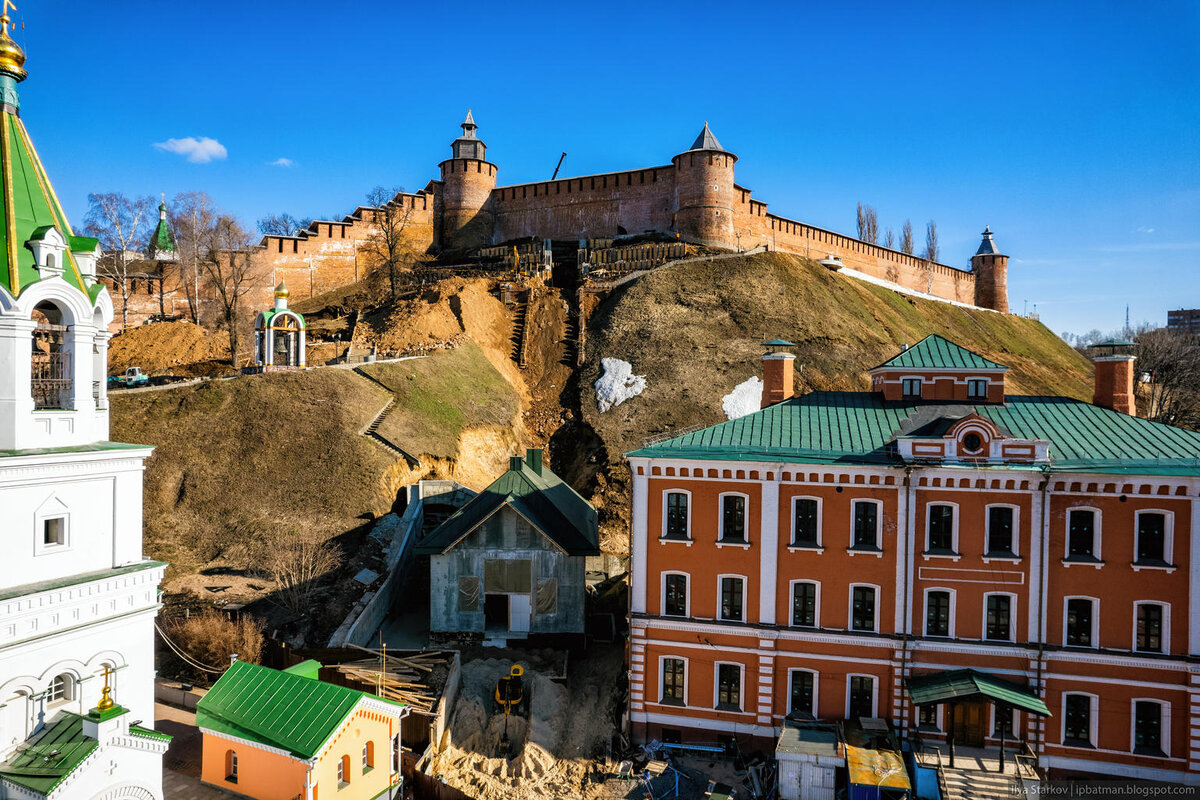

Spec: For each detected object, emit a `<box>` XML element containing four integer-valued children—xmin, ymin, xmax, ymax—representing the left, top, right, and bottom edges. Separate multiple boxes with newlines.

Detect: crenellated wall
<box><xmin>491</xmin><ymin>167</ymin><xmax>677</xmax><ymax>243</ymax></box>
<box><xmin>111</xmin><ymin>120</ymin><xmax>1004</xmax><ymax>336</ymax></box>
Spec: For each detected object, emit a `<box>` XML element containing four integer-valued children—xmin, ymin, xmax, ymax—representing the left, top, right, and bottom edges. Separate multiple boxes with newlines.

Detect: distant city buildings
<box><xmin>1167</xmin><ymin>309</ymin><xmax>1200</xmax><ymax>336</ymax></box>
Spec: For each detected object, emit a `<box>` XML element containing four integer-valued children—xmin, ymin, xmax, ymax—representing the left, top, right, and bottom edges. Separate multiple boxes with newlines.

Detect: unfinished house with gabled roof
<box><xmin>415</xmin><ymin>448</ymin><xmax>599</xmax><ymax>640</ymax></box>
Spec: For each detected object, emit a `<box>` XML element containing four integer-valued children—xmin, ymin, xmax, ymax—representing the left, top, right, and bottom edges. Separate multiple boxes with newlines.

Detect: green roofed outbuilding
<box><xmin>416</xmin><ymin>448</ymin><xmax>599</xmax><ymax>638</ymax></box>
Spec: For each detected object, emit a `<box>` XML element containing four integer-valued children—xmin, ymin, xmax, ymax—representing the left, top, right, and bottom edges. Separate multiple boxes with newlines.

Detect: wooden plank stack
<box><xmin>331</xmin><ymin>647</ymin><xmax>449</xmax><ymax>714</ymax></box>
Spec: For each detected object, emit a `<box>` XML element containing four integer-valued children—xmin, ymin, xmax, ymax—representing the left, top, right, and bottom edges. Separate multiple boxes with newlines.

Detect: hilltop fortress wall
<box><xmin>109</xmin><ymin>116</ymin><xmax>1004</xmax><ymax>333</ymax></box>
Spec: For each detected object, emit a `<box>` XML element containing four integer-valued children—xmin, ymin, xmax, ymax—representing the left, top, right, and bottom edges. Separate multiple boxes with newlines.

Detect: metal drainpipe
<box><xmin>1034</xmin><ymin>469</ymin><xmax>1051</xmax><ymax>765</ymax></box>
<box><xmin>900</xmin><ymin>466</ymin><xmax>914</xmax><ymax>746</ymax></box>
<box><xmin>304</xmin><ymin>766</ymin><xmax>315</xmax><ymax>800</ymax></box>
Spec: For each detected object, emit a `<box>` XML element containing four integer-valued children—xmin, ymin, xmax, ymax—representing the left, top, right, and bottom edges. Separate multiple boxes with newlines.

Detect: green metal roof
<box><xmin>907</xmin><ymin>669</ymin><xmax>1050</xmax><ymax>717</ymax></box>
<box><xmin>871</xmin><ymin>334</ymin><xmax>1007</xmax><ymax>372</ymax></box>
<box><xmin>0</xmin><ymin>110</ymin><xmax>99</xmax><ymax>304</ymax></box>
<box><xmin>627</xmin><ymin>391</ymin><xmax>1200</xmax><ymax>476</ymax></box>
<box><xmin>0</xmin><ymin>712</ymin><xmax>97</xmax><ymax>795</ymax></box>
<box><xmin>763</xmin><ymin>339</ymin><xmax>795</xmax><ymax>347</ymax></box>
<box><xmin>146</xmin><ymin>210</ymin><xmax>175</xmax><ymax>258</ymax></box>
<box><xmin>415</xmin><ymin>456</ymin><xmax>599</xmax><ymax>556</ymax></box>
<box><xmin>196</xmin><ymin>660</ymin><xmax>403</xmax><ymax>761</ymax></box>
<box><xmin>260</xmin><ymin>307</ymin><xmax>306</xmax><ymax>330</ymax></box>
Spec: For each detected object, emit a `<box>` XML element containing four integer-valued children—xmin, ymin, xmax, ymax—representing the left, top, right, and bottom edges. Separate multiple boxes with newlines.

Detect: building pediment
<box><xmin>896</xmin><ymin>412</ymin><xmax>1049</xmax><ymax>465</ymax></box>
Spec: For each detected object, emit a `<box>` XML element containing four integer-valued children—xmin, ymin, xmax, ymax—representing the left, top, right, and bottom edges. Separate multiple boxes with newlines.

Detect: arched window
<box><xmin>225</xmin><ymin>749</ymin><xmax>238</xmax><ymax>783</ymax></box>
<box><xmin>47</xmin><ymin>673</ymin><xmax>74</xmax><ymax>705</ymax></box>
<box><xmin>338</xmin><ymin>754</ymin><xmax>350</xmax><ymax>785</ymax></box>
<box><xmin>363</xmin><ymin>740</ymin><xmax>374</xmax><ymax>771</ymax></box>
<box><xmin>31</xmin><ymin>302</ymin><xmax>72</xmax><ymax>410</ymax></box>
<box><xmin>44</xmin><ymin>253</ymin><xmax>55</xmax><ymax>269</ymax></box>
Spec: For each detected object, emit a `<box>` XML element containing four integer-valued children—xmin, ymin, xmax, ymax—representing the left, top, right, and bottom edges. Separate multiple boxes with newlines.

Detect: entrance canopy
<box><xmin>906</xmin><ymin>669</ymin><xmax>1050</xmax><ymax>717</ymax></box>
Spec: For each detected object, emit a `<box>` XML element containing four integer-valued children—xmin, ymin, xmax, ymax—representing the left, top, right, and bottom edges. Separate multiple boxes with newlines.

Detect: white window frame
<box><xmin>713</xmin><ymin>661</ymin><xmax>745</xmax><ymax>712</ymax></box>
<box><xmin>916</xmin><ymin>702</ymin><xmax>943</xmax><ymax>732</ymax></box>
<box><xmin>924</xmin><ymin>501</ymin><xmax>960</xmax><ymax>555</ymax></box>
<box><xmin>787</xmin><ymin>667</ymin><xmax>819</xmax><ymax>718</ymax></box>
<box><xmin>227</xmin><ymin>749</ymin><xmax>238</xmax><ymax>781</ymax></box>
<box><xmin>46</xmin><ymin>673</ymin><xmax>75</xmax><ymax>706</ymax></box>
<box><xmin>982</xmin><ymin>591</ymin><xmax>1017</xmax><ymax>642</ymax></box>
<box><xmin>1133</xmin><ymin>509</ymin><xmax>1173</xmax><ymax>567</ymax></box>
<box><xmin>901</xmin><ymin>377</ymin><xmax>922</xmax><ymax>397</ymax></box>
<box><xmin>716</xmin><ymin>491</ymin><xmax>751</xmax><ymax>547</ymax></box>
<box><xmin>990</xmin><ymin>705</ymin><xmax>1018</xmax><ymax>739</ymax></box>
<box><xmin>661</xmin><ymin>489</ymin><xmax>693</xmax><ymax>542</ymax></box>
<box><xmin>33</xmin><ymin>496</ymin><xmax>70</xmax><ymax>557</ymax></box>
<box><xmin>1132</xmin><ymin>600</ymin><xmax>1170</xmax><ymax>654</ymax></box>
<box><xmin>716</xmin><ymin>574</ymin><xmax>747</xmax><ymax>622</ymax></box>
<box><xmin>1064</xmin><ymin>506</ymin><xmax>1102</xmax><ymax>561</ymax></box>
<box><xmin>845</xmin><ymin>673</ymin><xmax>877</xmax><ymax>719</ymax></box>
<box><xmin>848</xmin><ymin>499</ymin><xmax>884</xmax><ymax>553</ymax></box>
<box><xmin>984</xmin><ymin>503</ymin><xmax>1020</xmax><ymax>558</ymax></box>
<box><xmin>1063</xmin><ymin>595</ymin><xmax>1100</xmax><ymax>649</ymax></box>
<box><xmin>658</xmin><ymin>654</ymin><xmax>688</xmax><ymax>706</ymax></box>
<box><xmin>788</xmin><ymin>495</ymin><xmax>823</xmax><ymax>550</ymax></box>
<box><xmin>1061</xmin><ymin>692</ymin><xmax>1098</xmax><ymax>748</ymax></box>
<box><xmin>967</xmin><ymin>378</ymin><xmax>989</xmax><ymax>399</ymax></box>
<box><xmin>848</xmin><ymin>583</ymin><xmax>880</xmax><ymax>633</ymax></box>
<box><xmin>789</xmin><ymin>579</ymin><xmax>820</xmax><ymax>628</ymax></box>
<box><xmin>661</xmin><ymin>571</ymin><xmax>690</xmax><ymax>618</ymax></box>
<box><xmin>922</xmin><ymin>587</ymin><xmax>955</xmax><ymax>638</ymax></box>
<box><xmin>1129</xmin><ymin>697</ymin><xmax>1170</xmax><ymax>757</ymax></box>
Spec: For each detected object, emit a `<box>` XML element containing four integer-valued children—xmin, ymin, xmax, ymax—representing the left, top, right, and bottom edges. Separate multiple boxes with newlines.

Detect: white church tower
<box><xmin>0</xmin><ymin>9</ymin><xmax>169</xmax><ymax>800</ymax></box>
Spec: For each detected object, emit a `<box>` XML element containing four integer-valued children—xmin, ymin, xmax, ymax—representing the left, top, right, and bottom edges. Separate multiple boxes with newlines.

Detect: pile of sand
<box><xmin>108</xmin><ymin>322</ymin><xmax>228</xmax><ymax>375</ymax></box>
<box><xmin>429</xmin><ymin>655</ymin><xmax>614</xmax><ymax>800</ymax></box>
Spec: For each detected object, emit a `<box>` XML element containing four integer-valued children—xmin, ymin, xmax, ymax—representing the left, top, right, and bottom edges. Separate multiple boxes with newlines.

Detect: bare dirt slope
<box><xmin>108</xmin><ymin>321</ymin><xmax>229</xmax><ymax>376</ymax></box>
<box><xmin>577</xmin><ymin>251</ymin><xmax>1094</xmax><ymax>547</ymax></box>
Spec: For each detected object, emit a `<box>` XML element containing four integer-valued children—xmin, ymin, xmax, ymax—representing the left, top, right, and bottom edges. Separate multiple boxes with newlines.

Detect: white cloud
<box><xmin>1136</xmin><ymin>226</ymin><xmax>1155</xmax><ymax>234</ymax></box>
<box><xmin>270</xmin><ymin>157</ymin><xmax>295</xmax><ymax>168</ymax></box>
<box><xmin>153</xmin><ymin>136</ymin><xmax>228</xmax><ymax>164</ymax></box>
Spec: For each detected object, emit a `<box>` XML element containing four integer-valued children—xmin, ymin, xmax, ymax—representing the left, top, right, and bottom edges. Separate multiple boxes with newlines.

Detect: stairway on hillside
<box><xmin>940</xmin><ymin>766</ymin><xmax>1033</xmax><ymax>800</ymax></box>
<box><xmin>509</xmin><ymin>291</ymin><xmax>530</xmax><ymax>368</ymax></box>
<box><xmin>353</xmin><ymin>368</ymin><xmax>418</xmax><ymax>466</ymax></box>
<box><xmin>562</xmin><ymin>309</ymin><xmax>580</xmax><ymax>367</ymax></box>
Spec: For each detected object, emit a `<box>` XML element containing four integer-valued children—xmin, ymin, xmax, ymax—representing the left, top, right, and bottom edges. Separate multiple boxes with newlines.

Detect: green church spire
<box><xmin>147</xmin><ymin>195</ymin><xmax>176</xmax><ymax>261</ymax></box>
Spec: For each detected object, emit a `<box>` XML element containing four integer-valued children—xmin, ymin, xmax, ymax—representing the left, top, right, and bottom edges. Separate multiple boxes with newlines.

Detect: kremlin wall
<box><xmin>109</xmin><ymin>113</ymin><xmax>1009</xmax><ymax>334</ymax></box>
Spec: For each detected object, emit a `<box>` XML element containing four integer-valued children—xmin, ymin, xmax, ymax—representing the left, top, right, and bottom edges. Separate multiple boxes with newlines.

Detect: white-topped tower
<box><xmin>0</xmin><ymin>10</ymin><xmax>169</xmax><ymax>799</ymax></box>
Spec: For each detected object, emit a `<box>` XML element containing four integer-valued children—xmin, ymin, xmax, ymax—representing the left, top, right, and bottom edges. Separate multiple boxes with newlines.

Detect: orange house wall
<box><xmin>201</xmin><ymin>733</ymin><xmax>308</xmax><ymax>800</ymax></box>
<box><xmin>200</xmin><ymin>707</ymin><xmax>399</xmax><ymax>800</ymax></box>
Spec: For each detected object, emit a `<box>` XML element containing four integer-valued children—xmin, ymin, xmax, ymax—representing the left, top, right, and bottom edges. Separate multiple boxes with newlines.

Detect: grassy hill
<box><xmin>576</xmin><ymin>252</ymin><xmax>1093</xmax><ymax>546</ymax></box>
<box><xmin>111</xmin><ymin>343</ymin><xmax>524</xmax><ymax>602</ymax></box>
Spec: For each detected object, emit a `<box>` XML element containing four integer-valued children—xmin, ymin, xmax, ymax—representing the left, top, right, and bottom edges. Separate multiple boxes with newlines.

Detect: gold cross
<box><xmin>96</xmin><ymin>665</ymin><xmax>115</xmax><ymax>711</ymax></box>
<box><xmin>2</xmin><ymin>1</ymin><xmax>16</xmax><ymax>17</ymax></box>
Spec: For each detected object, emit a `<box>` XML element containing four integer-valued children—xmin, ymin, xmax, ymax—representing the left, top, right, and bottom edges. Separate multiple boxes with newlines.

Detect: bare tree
<box><xmin>255</xmin><ymin>530</ymin><xmax>343</xmax><ymax>615</ymax></box>
<box><xmin>856</xmin><ymin>203</ymin><xmax>879</xmax><ymax>244</ymax></box>
<box><xmin>84</xmin><ymin>193</ymin><xmax>156</xmax><ymax>331</ymax></box>
<box><xmin>1134</xmin><ymin>328</ymin><xmax>1200</xmax><ymax>430</ymax></box>
<box><xmin>924</xmin><ymin>220</ymin><xmax>939</xmax><ymax>262</ymax></box>
<box><xmin>362</xmin><ymin>186</ymin><xmax>414</xmax><ymax>302</ymax></box>
<box><xmin>900</xmin><ymin>219</ymin><xmax>914</xmax><ymax>255</ymax></box>
<box><xmin>883</xmin><ymin>228</ymin><xmax>895</xmax><ymax>249</ymax></box>
<box><xmin>257</xmin><ymin>212</ymin><xmax>312</xmax><ymax>238</ymax></box>
<box><xmin>201</xmin><ymin>216</ymin><xmax>259</xmax><ymax>366</ymax></box>
<box><xmin>169</xmin><ymin>192</ymin><xmax>217</xmax><ymax>325</ymax></box>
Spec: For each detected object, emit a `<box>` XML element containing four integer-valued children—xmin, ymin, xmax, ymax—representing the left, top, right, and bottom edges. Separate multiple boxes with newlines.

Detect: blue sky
<box><xmin>15</xmin><ymin>1</ymin><xmax>1199</xmax><ymax>335</ymax></box>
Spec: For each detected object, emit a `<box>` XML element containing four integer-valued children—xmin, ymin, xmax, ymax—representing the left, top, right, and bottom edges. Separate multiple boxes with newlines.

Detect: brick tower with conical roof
<box><xmin>438</xmin><ymin>109</ymin><xmax>497</xmax><ymax>251</ymax></box>
<box><xmin>971</xmin><ymin>226</ymin><xmax>1009</xmax><ymax>312</ymax></box>
<box><xmin>672</xmin><ymin>122</ymin><xmax>737</xmax><ymax>247</ymax></box>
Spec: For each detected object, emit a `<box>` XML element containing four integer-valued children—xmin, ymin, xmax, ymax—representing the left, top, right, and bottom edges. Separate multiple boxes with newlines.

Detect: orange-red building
<box><xmin>626</xmin><ymin>335</ymin><xmax>1200</xmax><ymax>784</ymax></box>
<box><xmin>197</xmin><ymin>659</ymin><xmax>408</xmax><ymax>800</ymax></box>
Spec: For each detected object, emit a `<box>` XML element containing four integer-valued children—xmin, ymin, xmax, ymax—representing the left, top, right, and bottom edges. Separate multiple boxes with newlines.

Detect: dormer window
<box><xmin>902</xmin><ymin>378</ymin><xmax>922</xmax><ymax>398</ymax></box>
<box><xmin>962</xmin><ymin>432</ymin><xmax>984</xmax><ymax>453</ymax></box>
<box><xmin>967</xmin><ymin>379</ymin><xmax>988</xmax><ymax>399</ymax></box>
<box><xmin>26</xmin><ymin>225</ymin><xmax>68</xmax><ymax>278</ymax></box>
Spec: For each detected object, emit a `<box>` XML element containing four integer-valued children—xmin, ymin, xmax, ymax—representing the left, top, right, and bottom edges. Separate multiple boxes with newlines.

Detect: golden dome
<box><xmin>0</xmin><ymin>15</ymin><xmax>26</xmax><ymax>82</ymax></box>
<box><xmin>274</xmin><ymin>280</ymin><xmax>289</xmax><ymax>299</ymax></box>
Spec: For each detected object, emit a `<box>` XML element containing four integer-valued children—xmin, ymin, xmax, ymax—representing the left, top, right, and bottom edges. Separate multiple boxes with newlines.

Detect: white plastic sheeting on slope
<box><xmin>594</xmin><ymin>358</ymin><xmax>646</xmax><ymax>413</ymax></box>
<box><xmin>722</xmin><ymin>376</ymin><xmax>763</xmax><ymax>420</ymax></box>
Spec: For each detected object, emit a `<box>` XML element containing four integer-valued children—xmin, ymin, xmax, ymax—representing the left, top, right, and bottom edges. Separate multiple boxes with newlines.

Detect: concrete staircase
<box><xmin>353</xmin><ymin>368</ymin><xmax>418</xmax><ymax>466</ymax></box>
<box><xmin>940</xmin><ymin>767</ymin><xmax>1032</xmax><ymax>800</ymax></box>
